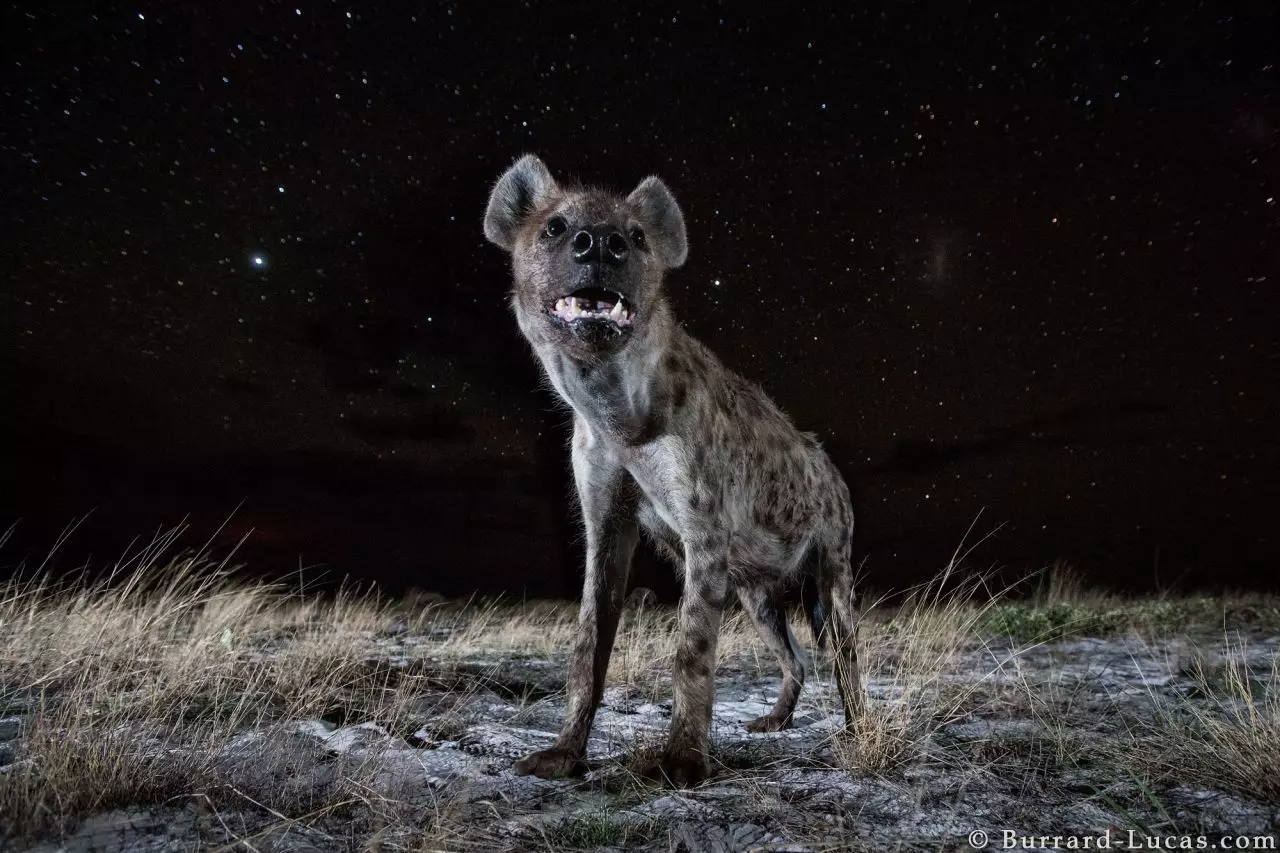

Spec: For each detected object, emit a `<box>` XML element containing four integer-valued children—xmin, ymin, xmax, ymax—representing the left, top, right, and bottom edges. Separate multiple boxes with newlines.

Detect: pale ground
<box><xmin>1</xmin><ymin>553</ymin><xmax>1278</xmax><ymax>852</ymax></box>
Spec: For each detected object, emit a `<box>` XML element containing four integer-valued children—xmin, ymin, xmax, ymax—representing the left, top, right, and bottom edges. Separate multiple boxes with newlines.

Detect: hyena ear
<box><xmin>627</xmin><ymin>176</ymin><xmax>688</xmax><ymax>269</ymax></box>
<box><xmin>484</xmin><ymin>154</ymin><xmax>559</xmax><ymax>252</ymax></box>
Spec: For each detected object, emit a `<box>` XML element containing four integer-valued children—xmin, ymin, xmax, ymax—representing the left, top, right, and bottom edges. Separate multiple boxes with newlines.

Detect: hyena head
<box><xmin>483</xmin><ymin>154</ymin><xmax>687</xmax><ymax>360</ymax></box>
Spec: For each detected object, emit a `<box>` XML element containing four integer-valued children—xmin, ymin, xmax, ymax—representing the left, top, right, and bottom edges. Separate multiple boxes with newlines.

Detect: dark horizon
<box><xmin>3</xmin><ymin>3</ymin><xmax>1277</xmax><ymax>598</ymax></box>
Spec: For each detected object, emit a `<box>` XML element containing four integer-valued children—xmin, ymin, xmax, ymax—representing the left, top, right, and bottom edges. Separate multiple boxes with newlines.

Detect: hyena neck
<box><xmin>537</xmin><ymin>301</ymin><xmax>687</xmax><ymax>446</ymax></box>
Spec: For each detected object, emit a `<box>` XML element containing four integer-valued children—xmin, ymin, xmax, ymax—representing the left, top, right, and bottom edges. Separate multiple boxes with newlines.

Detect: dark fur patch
<box><xmin>671</xmin><ymin>378</ymin><xmax>687</xmax><ymax>408</ymax></box>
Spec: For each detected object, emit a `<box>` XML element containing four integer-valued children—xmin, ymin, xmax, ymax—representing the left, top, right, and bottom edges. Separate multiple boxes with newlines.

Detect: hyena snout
<box><xmin>571</xmin><ymin>225</ymin><xmax>630</xmax><ymax>267</ymax></box>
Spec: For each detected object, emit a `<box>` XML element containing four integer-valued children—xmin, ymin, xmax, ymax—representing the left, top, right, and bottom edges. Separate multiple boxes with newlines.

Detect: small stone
<box><xmin>0</xmin><ymin>717</ymin><xmax>22</xmax><ymax>741</ymax></box>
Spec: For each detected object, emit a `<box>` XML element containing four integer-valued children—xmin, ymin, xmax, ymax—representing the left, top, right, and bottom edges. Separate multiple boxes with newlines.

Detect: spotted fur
<box><xmin>483</xmin><ymin>154</ymin><xmax>864</xmax><ymax>787</ymax></box>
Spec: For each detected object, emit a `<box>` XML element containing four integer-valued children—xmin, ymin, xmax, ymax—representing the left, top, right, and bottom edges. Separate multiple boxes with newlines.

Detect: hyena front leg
<box><xmin>649</xmin><ymin>540</ymin><xmax>728</xmax><ymax>787</ymax></box>
<box><xmin>513</xmin><ymin>448</ymin><xmax>638</xmax><ymax>779</ymax></box>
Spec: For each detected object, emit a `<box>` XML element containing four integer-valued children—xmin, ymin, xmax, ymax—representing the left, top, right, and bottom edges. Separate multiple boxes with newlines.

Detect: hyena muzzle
<box><xmin>483</xmin><ymin>155</ymin><xmax>864</xmax><ymax>787</ymax></box>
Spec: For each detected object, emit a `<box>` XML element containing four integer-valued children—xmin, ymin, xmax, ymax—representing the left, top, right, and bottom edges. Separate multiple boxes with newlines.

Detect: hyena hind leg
<box><xmin>737</xmin><ymin>584</ymin><xmax>811</xmax><ymax>733</ymax></box>
<box><xmin>823</xmin><ymin>547</ymin><xmax>865</xmax><ymax>728</ymax></box>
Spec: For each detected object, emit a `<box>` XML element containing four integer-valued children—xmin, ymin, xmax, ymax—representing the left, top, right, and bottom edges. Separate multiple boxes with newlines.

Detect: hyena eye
<box><xmin>630</xmin><ymin>227</ymin><xmax>646</xmax><ymax>249</ymax></box>
<box><xmin>543</xmin><ymin>216</ymin><xmax>567</xmax><ymax>238</ymax></box>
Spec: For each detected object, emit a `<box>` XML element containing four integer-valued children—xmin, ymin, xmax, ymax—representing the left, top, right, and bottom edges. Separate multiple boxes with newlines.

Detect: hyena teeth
<box><xmin>553</xmin><ymin>292</ymin><xmax>630</xmax><ymax>324</ymax></box>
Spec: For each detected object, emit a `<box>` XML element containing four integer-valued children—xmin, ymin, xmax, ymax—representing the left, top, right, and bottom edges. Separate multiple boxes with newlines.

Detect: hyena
<box><xmin>483</xmin><ymin>155</ymin><xmax>863</xmax><ymax>786</ymax></box>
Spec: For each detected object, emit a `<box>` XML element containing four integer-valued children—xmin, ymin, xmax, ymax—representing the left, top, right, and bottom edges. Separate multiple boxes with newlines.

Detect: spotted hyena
<box><xmin>483</xmin><ymin>155</ymin><xmax>863</xmax><ymax>786</ymax></box>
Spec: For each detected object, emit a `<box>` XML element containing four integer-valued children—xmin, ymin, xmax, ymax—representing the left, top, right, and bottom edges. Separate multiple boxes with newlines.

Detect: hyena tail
<box><xmin>803</xmin><ymin>527</ymin><xmax>855</xmax><ymax>650</ymax></box>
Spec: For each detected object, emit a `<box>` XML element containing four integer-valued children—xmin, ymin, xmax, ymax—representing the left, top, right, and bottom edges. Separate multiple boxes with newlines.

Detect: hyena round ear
<box><xmin>484</xmin><ymin>154</ymin><xmax>559</xmax><ymax>252</ymax></box>
<box><xmin>627</xmin><ymin>176</ymin><xmax>688</xmax><ymax>269</ymax></box>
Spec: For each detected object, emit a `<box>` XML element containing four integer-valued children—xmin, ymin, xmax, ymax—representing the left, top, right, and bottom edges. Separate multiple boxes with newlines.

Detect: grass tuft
<box><xmin>1134</xmin><ymin>639</ymin><xmax>1280</xmax><ymax>805</ymax></box>
<box><xmin>539</xmin><ymin>811</ymin><xmax>665</xmax><ymax>850</ymax></box>
<box><xmin>833</xmin><ymin>559</ymin><xmax>1004</xmax><ymax>775</ymax></box>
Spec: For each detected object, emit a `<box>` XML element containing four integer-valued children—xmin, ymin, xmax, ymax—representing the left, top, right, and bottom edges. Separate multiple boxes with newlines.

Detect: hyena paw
<box><xmin>745</xmin><ymin>712</ymin><xmax>793</xmax><ymax>733</ymax></box>
<box><xmin>642</xmin><ymin>745</ymin><xmax>710</xmax><ymax>788</ymax></box>
<box><xmin>512</xmin><ymin>747</ymin><xmax>586</xmax><ymax>779</ymax></box>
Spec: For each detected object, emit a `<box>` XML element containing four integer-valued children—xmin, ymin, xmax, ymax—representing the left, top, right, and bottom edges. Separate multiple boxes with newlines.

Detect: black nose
<box><xmin>571</xmin><ymin>226</ymin><xmax>630</xmax><ymax>266</ymax></box>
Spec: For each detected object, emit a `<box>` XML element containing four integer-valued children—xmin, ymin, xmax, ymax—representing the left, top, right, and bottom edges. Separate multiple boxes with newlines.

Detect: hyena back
<box><xmin>483</xmin><ymin>155</ymin><xmax>863</xmax><ymax>786</ymax></box>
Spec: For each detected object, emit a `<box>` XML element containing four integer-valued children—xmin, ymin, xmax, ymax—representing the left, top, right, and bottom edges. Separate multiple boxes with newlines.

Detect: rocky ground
<box><xmin>3</xmin><ymin>605</ymin><xmax>1277</xmax><ymax>852</ymax></box>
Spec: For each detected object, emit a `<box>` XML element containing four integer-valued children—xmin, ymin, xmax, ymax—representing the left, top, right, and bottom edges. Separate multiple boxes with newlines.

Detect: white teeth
<box><xmin>552</xmin><ymin>293</ymin><xmax>632</xmax><ymax>324</ymax></box>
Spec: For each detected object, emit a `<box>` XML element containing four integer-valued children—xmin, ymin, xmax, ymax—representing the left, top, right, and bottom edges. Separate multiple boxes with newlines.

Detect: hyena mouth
<box><xmin>551</xmin><ymin>288</ymin><xmax>634</xmax><ymax>327</ymax></box>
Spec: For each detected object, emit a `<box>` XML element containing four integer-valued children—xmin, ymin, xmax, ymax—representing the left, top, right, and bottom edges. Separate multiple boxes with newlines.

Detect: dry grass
<box><xmin>1</xmin><ymin>525</ymin><xmax>1277</xmax><ymax>848</ymax></box>
<box><xmin>0</xmin><ymin>528</ymin><xmax>459</xmax><ymax>844</ymax></box>
<box><xmin>828</xmin><ymin>556</ymin><xmax>1007</xmax><ymax>775</ymax></box>
<box><xmin>1132</xmin><ymin>637</ymin><xmax>1280</xmax><ymax>804</ymax></box>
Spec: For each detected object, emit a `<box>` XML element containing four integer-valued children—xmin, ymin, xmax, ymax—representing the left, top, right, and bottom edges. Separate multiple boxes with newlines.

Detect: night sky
<box><xmin>3</xmin><ymin>3</ymin><xmax>1277</xmax><ymax>597</ymax></box>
